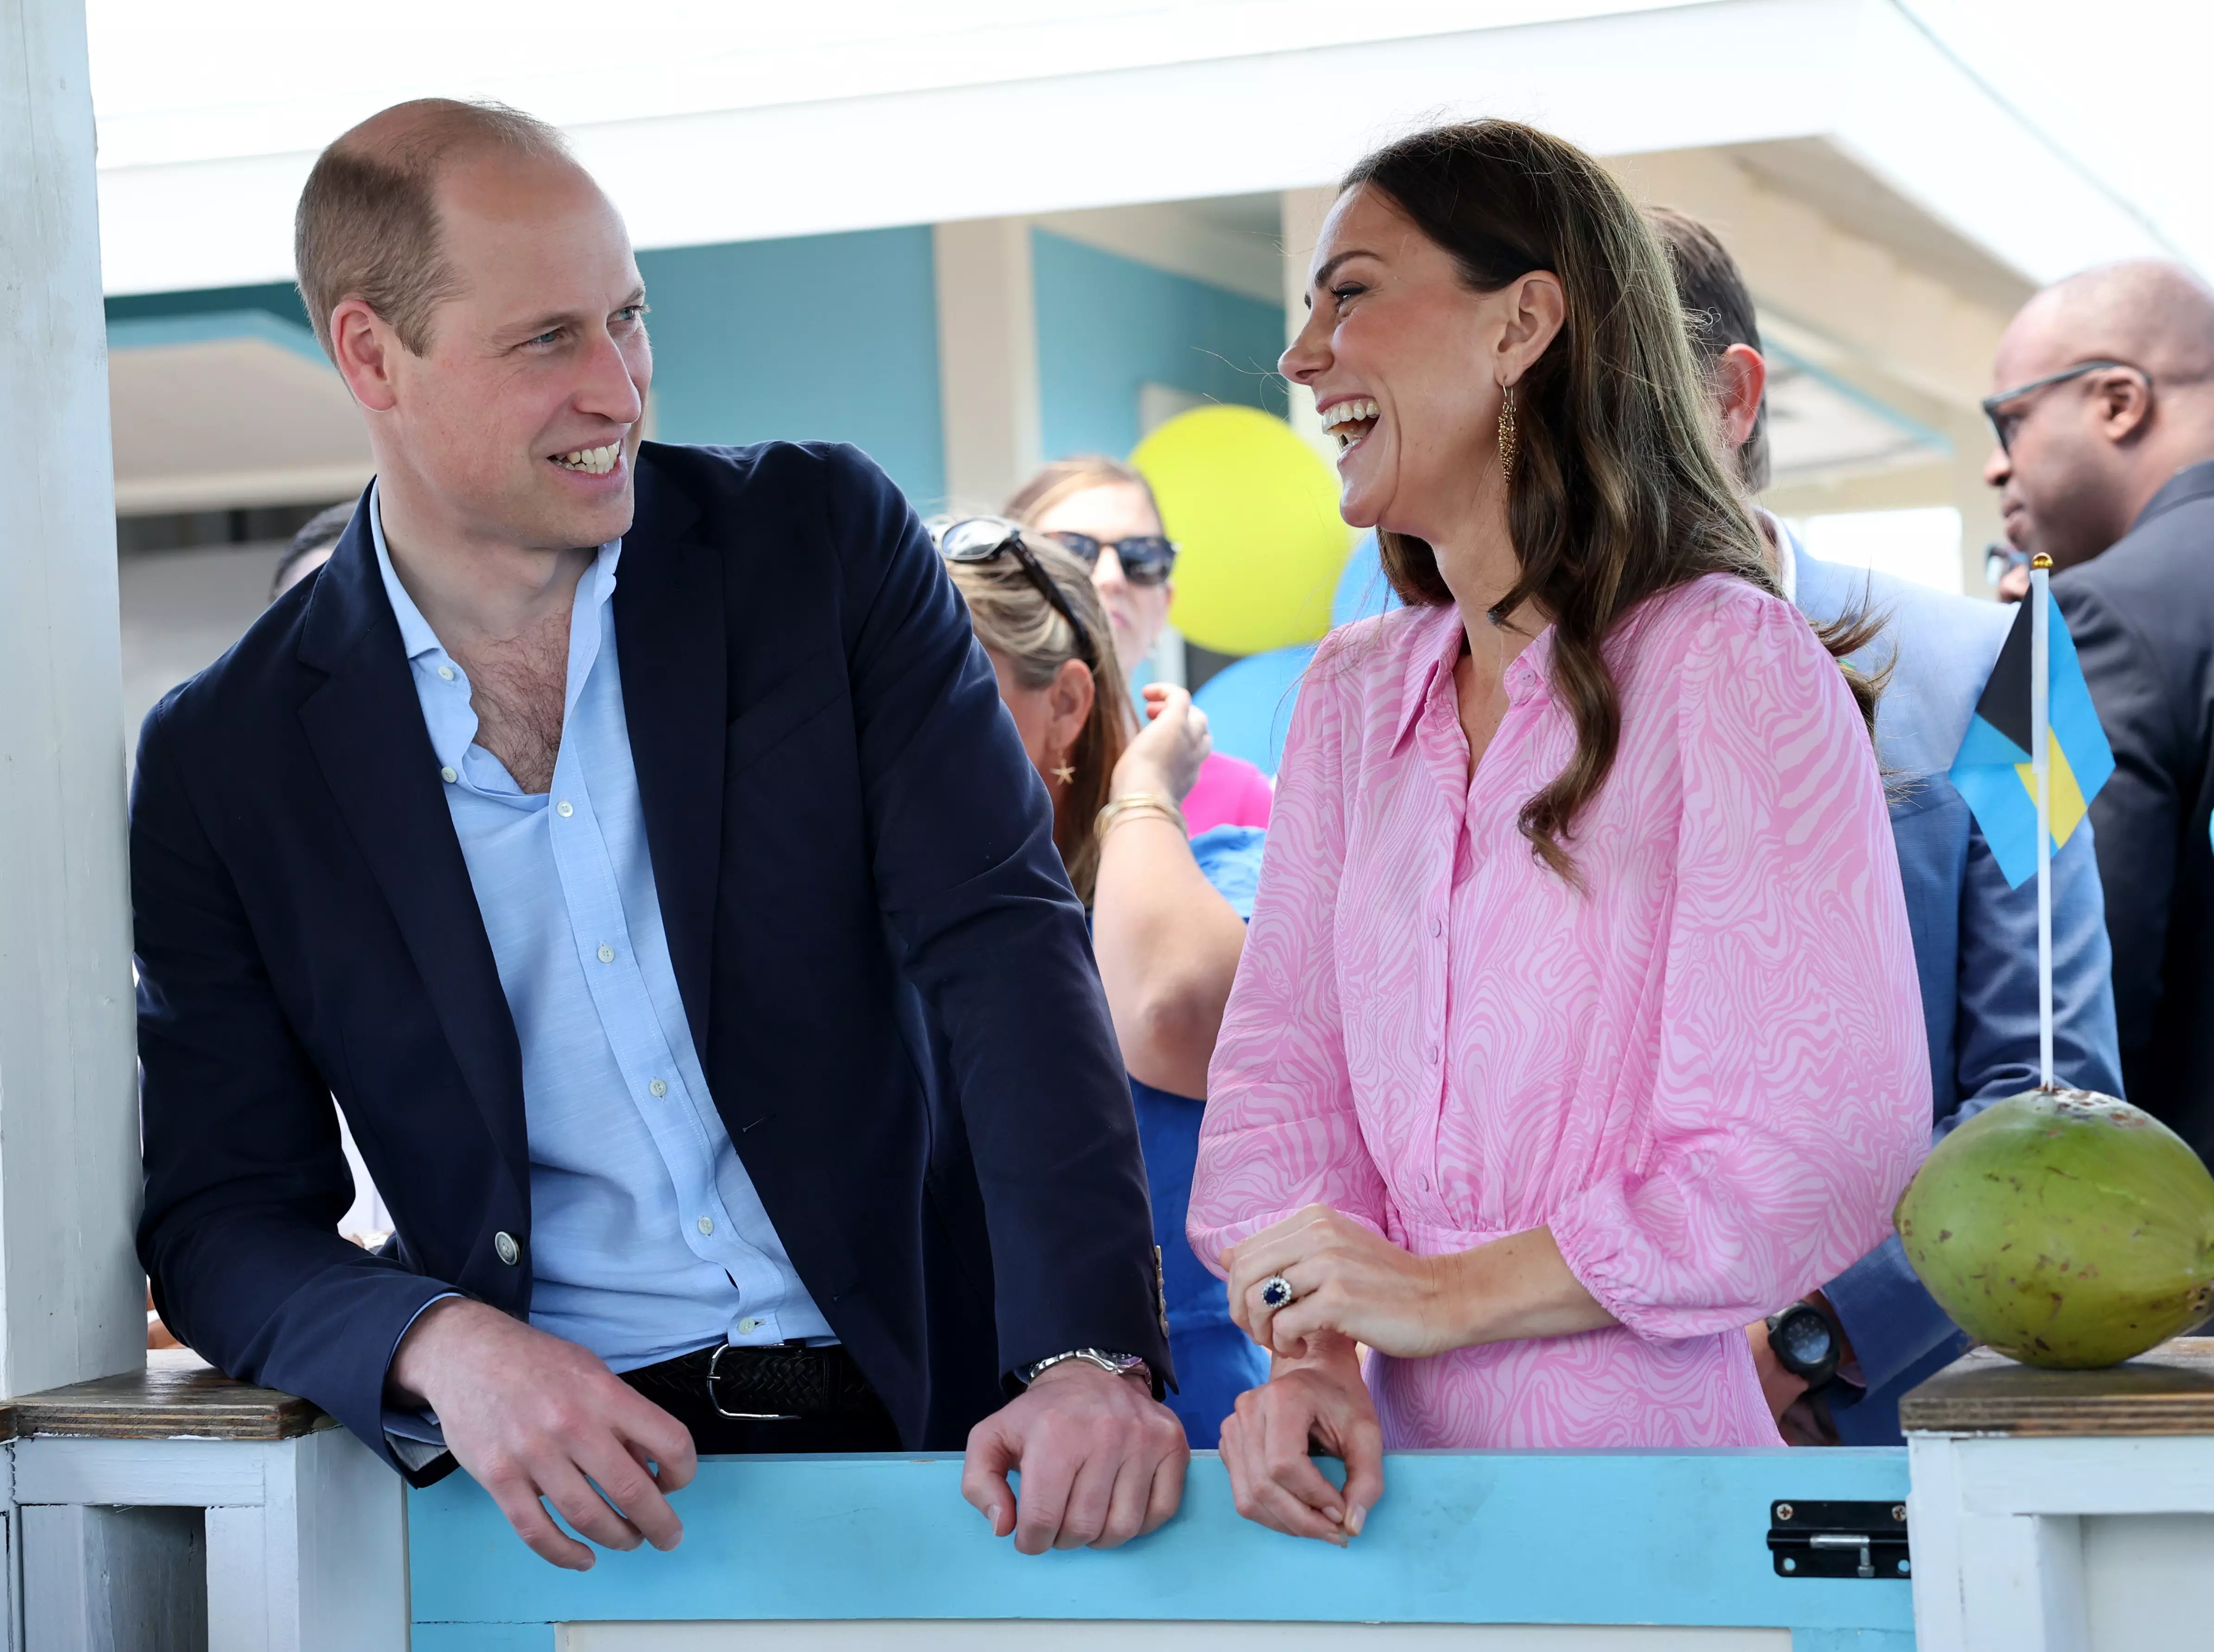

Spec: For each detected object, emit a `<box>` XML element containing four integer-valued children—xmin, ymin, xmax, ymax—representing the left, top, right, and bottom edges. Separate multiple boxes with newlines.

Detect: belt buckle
<box><xmin>707</xmin><ymin>1343</ymin><xmax>801</xmax><ymax>1422</ymax></box>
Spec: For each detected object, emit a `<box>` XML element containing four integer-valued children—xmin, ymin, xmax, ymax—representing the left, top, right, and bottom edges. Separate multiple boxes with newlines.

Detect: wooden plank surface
<box><xmin>0</xmin><ymin>1348</ymin><xmax>328</xmax><ymax>1442</ymax></box>
<box><xmin>1901</xmin><ymin>1337</ymin><xmax>2214</xmax><ymax>1436</ymax></box>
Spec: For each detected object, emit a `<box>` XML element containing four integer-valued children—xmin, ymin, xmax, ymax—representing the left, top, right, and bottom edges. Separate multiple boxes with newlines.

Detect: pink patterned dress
<box><xmin>1188</xmin><ymin>576</ymin><xmax>1930</xmax><ymax>1449</ymax></box>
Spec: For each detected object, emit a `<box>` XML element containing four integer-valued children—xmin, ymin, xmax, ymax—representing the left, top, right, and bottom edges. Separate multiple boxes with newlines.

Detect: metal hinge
<box><xmin>1768</xmin><ymin>1500</ymin><xmax>1911</xmax><ymax>1580</ymax></box>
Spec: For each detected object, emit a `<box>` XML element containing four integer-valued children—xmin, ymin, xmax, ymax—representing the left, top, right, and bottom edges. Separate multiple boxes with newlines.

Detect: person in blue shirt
<box><xmin>941</xmin><ymin>523</ymin><xmax>1270</xmax><ymax>1447</ymax></box>
<box><xmin>132</xmin><ymin>99</ymin><xmax>1186</xmax><ymax>1572</ymax></box>
<box><xmin>1648</xmin><ymin>208</ymin><xmax>2123</xmax><ymax>1443</ymax></box>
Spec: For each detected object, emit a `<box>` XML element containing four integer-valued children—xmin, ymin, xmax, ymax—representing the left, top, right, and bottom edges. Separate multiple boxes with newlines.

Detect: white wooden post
<box><xmin>932</xmin><ymin>217</ymin><xmax>1042</xmax><ymax>516</ymax></box>
<box><xmin>1279</xmin><ymin>185</ymin><xmax>1338</xmax><ymax>469</ymax></box>
<box><xmin>0</xmin><ymin>0</ymin><xmax>145</xmax><ymax>1398</ymax></box>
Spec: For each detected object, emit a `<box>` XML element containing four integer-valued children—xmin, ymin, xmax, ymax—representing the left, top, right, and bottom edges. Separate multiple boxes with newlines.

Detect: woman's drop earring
<box><xmin>1052</xmin><ymin>761</ymin><xmax>1077</xmax><ymax>786</ymax></box>
<box><xmin>1498</xmin><ymin>382</ymin><xmax>1519</xmax><ymax>484</ymax></box>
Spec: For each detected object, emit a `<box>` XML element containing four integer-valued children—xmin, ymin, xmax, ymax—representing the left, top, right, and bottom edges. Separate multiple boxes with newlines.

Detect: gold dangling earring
<box><xmin>1498</xmin><ymin>381</ymin><xmax>1519</xmax><ymax>484</ymax></box>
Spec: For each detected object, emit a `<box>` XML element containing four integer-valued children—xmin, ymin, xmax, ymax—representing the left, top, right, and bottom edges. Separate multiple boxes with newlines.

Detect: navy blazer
<box><xmin>132</xmin><ymin>441</ymin><xmax>1171</xmax><ymax>1481</ymax></box>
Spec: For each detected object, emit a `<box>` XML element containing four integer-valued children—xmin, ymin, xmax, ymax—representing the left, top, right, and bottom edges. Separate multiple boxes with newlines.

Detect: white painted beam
<box><xmin>1280</xmin><ymin>186</ymin><xmax>1338</xmax><ymax>468</ymax></box>
<box><xmin>933</xmin><ymin>218</ymin><xmax>1041</xmax><ymax>516</ymax></box>
<box><xmin>0</xmin><ymin>0</ymin><xmax>147</xmax><ymax>1398</ymax></box>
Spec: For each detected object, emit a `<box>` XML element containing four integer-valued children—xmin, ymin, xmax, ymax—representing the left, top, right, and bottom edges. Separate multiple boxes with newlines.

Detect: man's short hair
<box><xmin>1647</xmin><ymin>205</ymin><xmax>1770</xmax><ymax>492</ymax></box>
<box><xmin>295</xmin><ymin>99</ymin><xmax>571</xmax><ymax>361</ymax></box>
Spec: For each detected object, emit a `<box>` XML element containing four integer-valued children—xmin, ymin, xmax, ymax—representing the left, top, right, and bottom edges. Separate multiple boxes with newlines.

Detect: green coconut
<box><xmin>1894</xmin><ymin>1089</ymin><xmax>2214</xmax><ymax>1368</ymax></box>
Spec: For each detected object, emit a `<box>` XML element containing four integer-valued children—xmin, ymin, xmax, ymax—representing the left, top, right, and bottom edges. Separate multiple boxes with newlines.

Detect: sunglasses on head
<box><xmin>1040</xmin><ymin>531</ymin><xmax>1177</xmax><ymax>587</ymax></box>
<box><xmin>931</xmin><ymin>516</ymin><xmax>1099</xmax><ymax>665</ymax></box>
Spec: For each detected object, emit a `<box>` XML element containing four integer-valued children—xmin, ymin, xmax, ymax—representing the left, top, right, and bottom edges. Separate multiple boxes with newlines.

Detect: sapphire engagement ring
<box><xmin>1259</xmin><ymin>1275</ymin><xmax>1295</xmax><ymax>1311</ymax></box>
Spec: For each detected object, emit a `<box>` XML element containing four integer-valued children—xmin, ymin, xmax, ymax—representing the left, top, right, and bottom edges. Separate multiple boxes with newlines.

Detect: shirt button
<box><xmin>437</xmin><ymin>665</ymin><xmax>456</xmax><ymax>682</ymax></box>
<box><xmin>597</xmin><ymin>944</ymin><xmax>615</xmax><ymax>964</ymax></box>
<box><xmin>557</xmin><ymin>801</ymin><xmax>574</xmax><ymax>817</ymax></box>
<box><xmin>1427</xmin><ymin>1042</ymin><xmax>1440</xmax><ymax>1063</ymax></box>
<box><xmin>697</xmin><ymin>1216</ymin><xmax>715</xmax><ymax>1236</ymax></box>
<box><xmin>649</xmin><ymin>1078</ymin><xmax>668</xmax><ymax>1098</ymax></box>
<box><xmin>737</xmin><ymin>1317</ymin><xmax>762</xmax><ymax>1334</ymax></box>
<box><xmin>494</xmin><ymin>1231</ymin><xmax>519</xmax><ymax>1265</ymax></box>
<box><xmin>1419</xmin><ymin>1175</ymin><xmax>1433</xmax><ymax>1193</ymax></box>
<box><xmin>1430</xmin><ymin>917</ymin><xmax>1443</xmax><ymax>938</ymax></box>
<box><xmin>439</xmin><ymin>766</ymin><xmax>458</xmax><ymax>784</ymax></box>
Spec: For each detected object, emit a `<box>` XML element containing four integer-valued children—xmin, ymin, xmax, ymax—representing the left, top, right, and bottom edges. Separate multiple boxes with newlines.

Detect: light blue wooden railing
<box><xmin>408</xmin><ymin>1448</ymin><xmax>1915</xmax><ymax>1650</ymax></box>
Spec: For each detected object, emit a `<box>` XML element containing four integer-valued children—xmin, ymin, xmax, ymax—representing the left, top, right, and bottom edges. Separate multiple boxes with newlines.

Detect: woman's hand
<box><xmin>1219</xmin><ymin>1334</ymin><xmax>1384</xmax><ymax>1545</ymax></box>
<box><xmin>1226</xmin><ymin>1205</ymin><xmax>1472</xmax><ymax>1360</ymax></box>
<box><xmin>1114</xmin><ymin>683</ymin><xmax>1211</xmax><ymax>803</ymax></box>
<box><xmin>1225</xmin><ymin>1207</ymin><xmax>1616</xmax><ymax>1361</ymax></box>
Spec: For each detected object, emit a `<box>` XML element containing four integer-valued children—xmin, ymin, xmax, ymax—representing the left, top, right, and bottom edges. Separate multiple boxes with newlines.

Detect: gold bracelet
<box><xmin>1096</xmin><ymin>793</ymin><xmax>1188</xmax><ymax>839</ymax></box>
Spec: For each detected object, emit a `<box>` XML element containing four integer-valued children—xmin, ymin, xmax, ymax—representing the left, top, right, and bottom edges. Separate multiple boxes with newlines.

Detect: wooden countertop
<box><xmin>0</xmin><ymin>1349</ymin><xmax>329</xmax><ymax>1442</ymax></box>
<box><xmin>1901</xmin><ymin>1337</ymin><xmax>2214</xmax><ymax>1436</ymax></box>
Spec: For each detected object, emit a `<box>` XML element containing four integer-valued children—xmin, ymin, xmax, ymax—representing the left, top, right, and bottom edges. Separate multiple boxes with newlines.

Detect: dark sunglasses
<box><xmin>932</xmin><ymin>516</ymin><xmax>1098</xmax><ymax>665</ymax></box>
<box><xmin>1982</xmin><ymin>359</ymin><xmax>2150</xmax><ymax>454</ymax></box>
<box><xmin>1041</xmin><ymin>530</ymin><xmax>1178</xmax><ymax>587</ymax></box>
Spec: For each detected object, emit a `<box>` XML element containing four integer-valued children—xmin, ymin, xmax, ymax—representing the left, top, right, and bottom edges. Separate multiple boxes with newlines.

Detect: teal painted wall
<box><xmin>1032</xmin><ymin>229</ymin><xmax>1287</xmax><ymax>463</ymax></box>
<box><xmin>637</xmin><ymin>227</ymin><xmax>946</xmax><ymax>509</ymax></box>
<box><xmin>107</xmin><ymin>281</ymin><xmax>313</xmax><ymax>333</ymax></box>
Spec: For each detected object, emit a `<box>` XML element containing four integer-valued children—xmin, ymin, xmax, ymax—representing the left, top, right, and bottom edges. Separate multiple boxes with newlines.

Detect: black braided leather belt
<box><xmin>626</xmin><ymin>1342</ymin><xmax>880</xmax><ymax>1421</ymax></box>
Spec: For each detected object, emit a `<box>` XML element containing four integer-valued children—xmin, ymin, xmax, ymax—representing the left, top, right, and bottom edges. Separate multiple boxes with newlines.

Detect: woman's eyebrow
<box><xmin>1312</xmin><ymin>250</ymin><xmax>1379</xmax><ymax>289</ymax></box>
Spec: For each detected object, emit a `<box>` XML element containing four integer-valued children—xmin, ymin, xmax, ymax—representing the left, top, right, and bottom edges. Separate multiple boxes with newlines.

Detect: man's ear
<box><xmin>329</xmin><ymin>298</ymin><xmax>402</xmax><ymax>413</ymax></box>
<box><xmin>1714</xmin><ymin>343</ymin><xmax>1768</xmax><ymax>451</ymax></box>
<box><xmin>2098</xmin><ymin>369</ymin><xmax>2155</xmax><ymax>444</ymax></box>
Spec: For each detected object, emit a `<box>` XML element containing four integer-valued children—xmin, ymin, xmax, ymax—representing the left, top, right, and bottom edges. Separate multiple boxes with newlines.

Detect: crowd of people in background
<box><xmin>128</xmin><ymin>93</ymin><xmax>2214</xmax><ymax>1565</ymax></box>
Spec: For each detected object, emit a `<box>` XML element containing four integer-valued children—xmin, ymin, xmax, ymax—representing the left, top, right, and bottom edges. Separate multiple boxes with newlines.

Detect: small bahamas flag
<box><xmin>1948</xmin><ymin>587</ymin><xmax>2115</xmax><ymax>889</ymax></box>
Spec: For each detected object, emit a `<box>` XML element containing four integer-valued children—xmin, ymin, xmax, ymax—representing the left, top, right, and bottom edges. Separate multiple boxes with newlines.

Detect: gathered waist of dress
<box><xmin>1386</xmin><ymin>1214</ymin><xmax>1525</xmax><ymax>1256</ymax></box>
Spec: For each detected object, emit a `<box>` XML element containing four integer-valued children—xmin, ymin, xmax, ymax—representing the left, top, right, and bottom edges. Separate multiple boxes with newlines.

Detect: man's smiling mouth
<box><xmin>552</xmin><ymin>444</ymin><xmax>621</xmax><ymax>476</ymax></box>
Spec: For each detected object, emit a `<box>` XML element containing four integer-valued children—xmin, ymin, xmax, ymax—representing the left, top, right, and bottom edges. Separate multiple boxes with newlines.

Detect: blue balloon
<box><xmin>1193</xmin><ymin>644</ymin><xmax>1317</xmax><ymax>778</ymax></box>
<box><xmin>1331</xmin><ymin>532</ymin><xmax>1401</xmax><ymax>628</ymax></box>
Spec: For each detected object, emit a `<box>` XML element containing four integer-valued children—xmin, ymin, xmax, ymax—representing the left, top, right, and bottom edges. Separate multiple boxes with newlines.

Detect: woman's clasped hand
<box><xmin>1224</xmin><ymin>1205</ymin><xmax>1475</xmax><ymax>1361</ymax></box>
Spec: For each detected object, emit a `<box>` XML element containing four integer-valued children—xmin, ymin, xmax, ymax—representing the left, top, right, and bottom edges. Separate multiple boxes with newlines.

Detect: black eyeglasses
<box><xmin>1040</xmin><ymin>530</ymin><xmax>1178</xmax><ymax>588</ymax></box>
<box><xmin>1982</xmin><ymin>359</ymin><xmax>2150</xmax><ymax>454</ymax></box>
<box><xmin>931</xmin><ymin>516</ymin><xmax>1098</xmax><ymax>664</ymax></box>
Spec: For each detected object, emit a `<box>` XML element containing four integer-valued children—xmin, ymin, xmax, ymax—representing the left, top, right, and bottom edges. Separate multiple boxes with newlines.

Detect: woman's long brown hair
<box><xmin>1347</xmin><ymin>120</ymin><xmax>1877</xmax><ymax>881</ymax></box>
<box><xmin>944</xmin><ymin>537</ymin><xmax>1129</xmax><ymax>903</ymax></box>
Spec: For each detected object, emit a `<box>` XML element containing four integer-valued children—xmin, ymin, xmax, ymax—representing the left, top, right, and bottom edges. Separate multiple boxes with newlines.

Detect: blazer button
<box><xmin>495</xmin><ymin>1231</ymin><xmax>520</xmax><ymax>1266</ymax></box>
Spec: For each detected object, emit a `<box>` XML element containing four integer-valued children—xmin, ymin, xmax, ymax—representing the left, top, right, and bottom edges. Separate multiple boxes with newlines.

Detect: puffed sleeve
<box><xmin>1548</xmin><ymin>592</ymin><xmax>1931</xmax><ymax>1338</ymax></box>
<box><xmin>1188</xmin><ymin>632</ymin><xmax>1390</xmax><ymax>1274</ymax></box>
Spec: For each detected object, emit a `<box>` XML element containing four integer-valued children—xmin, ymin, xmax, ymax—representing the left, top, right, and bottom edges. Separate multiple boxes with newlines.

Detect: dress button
<box><xmin>439</xmin><ymin>766</ymin><xmax>458</xmax><ymax>784</ymax></box>
<box><xmin>494</xmin><ymin>1231</ymin><xmax>519</xmax><ymax>1265</ymax></box>
<box><xmin>597</xmin><ymin>944</ymin><xmax>615</xmax><ymax>964</ymax></box>
<box><xmin>649</xmin><ymin>1078</ymin><xmax>668</xmax><ymax>1098</ymax></box>
<box><xmin>737</xmin><ymin>1317</ymin><xmax>762</xmax><ymax>1334</ymax></box>
<box><xmin>557</xmin><ymin>800</ymin><xmax>574</xmax><ymax>818</ymax></box>
<box><xmin>697</xmin><ymin>1216</ymin><xmax>715</xmax><ymax>1236</ymax></box>
<box><xmin>437</xmin><ymin>665</ymin><xmax>456</xmax><ymax>682</ymax></box>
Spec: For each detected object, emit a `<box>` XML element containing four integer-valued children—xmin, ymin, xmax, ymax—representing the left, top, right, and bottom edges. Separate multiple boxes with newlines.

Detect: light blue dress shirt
<box><xmin>369</xmin><ymin>487</ymin><xmax>831</xmax><ymax>1370</ymax></box>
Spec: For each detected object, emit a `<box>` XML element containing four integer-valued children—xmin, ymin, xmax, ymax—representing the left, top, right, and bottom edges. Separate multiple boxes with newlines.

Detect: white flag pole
<box><xmin>2031</xmin><ymin>552</ymin><xmax>2054</xmax><ymax>1089</ymax></box>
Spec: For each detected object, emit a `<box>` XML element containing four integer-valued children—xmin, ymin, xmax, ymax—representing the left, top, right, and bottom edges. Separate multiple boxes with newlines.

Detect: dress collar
<box><xmin>1388</xmin><ymin>602</ymin><xmax>1557</xmax><ymax>750</ymax></box>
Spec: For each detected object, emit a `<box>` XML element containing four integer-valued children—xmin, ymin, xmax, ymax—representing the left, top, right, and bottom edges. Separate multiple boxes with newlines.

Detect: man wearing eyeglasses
<box><xmin>1987</xmin><ymin>260</ymin><xmax>2214</xmax><ymax>1164</ymax></box>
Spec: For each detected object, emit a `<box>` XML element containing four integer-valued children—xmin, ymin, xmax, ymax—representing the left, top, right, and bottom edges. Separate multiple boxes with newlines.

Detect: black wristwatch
<box><xmin>1765</xmin><ymin>1299</ymin><xmax>1844</xmax><ymax>1390</ymax></box>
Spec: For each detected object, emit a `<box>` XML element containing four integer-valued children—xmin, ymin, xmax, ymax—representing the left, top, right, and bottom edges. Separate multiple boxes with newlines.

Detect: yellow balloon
<box><xmin>1131</xmin><ymin>405</ymin><xmax>1354</xmax><ymax>657</ymax></box>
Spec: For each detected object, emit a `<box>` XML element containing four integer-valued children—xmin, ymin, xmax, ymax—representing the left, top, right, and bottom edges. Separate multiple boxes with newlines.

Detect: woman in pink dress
<box><xmin>1185</xmin><ymin>119</ymin><xmax>1929</xmax><ymax>1544</ymax></box>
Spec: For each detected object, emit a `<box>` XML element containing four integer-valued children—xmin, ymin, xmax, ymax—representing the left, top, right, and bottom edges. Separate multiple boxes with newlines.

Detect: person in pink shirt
<box><xmin>1186</xmin><ymin>119</ymin><xmax>1929</xmax><ymax>1545</ymax></box>
<box><xmin>1007</xmin><ymin>457</ymin><xmax>1273</xmax><ymax>834</ymax></box>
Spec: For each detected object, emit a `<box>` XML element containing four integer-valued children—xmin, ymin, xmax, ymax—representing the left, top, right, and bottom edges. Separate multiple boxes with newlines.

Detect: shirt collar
<box><xmin>1389</xmin><ymin>602</ymin><xmax>1556</xmax><ymax>750</ymax></box>
<box><xmin>367</xmin><ymin>478</ymin><xmax>625</xmax><ymax>661</ymax></box>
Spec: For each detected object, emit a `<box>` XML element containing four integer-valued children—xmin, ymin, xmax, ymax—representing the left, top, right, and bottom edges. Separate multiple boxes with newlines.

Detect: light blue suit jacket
<box><xmin>1793</xmin><ymin>538</ymin><xmax>2122</xmax><ymax>1443</ymax></box>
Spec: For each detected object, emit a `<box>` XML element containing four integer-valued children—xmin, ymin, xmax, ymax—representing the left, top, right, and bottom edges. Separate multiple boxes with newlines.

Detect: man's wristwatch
<box><xmin>1020</xmin><ymin>1348</ymin><xmax>1151</xmax><ymax>1387</ymax></box>
<box><xmin>1765</xmin><ymin>1299</ymin><xmax>1844</xmax><ymax>1391</ymax></box>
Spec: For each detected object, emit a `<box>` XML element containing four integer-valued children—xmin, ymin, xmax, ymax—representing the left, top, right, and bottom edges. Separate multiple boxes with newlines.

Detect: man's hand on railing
<box><xmin>960</xmin><ymin>1359</ymin><xmax>1189</xmax><ymax>1556</ymax></box>
<box><xmin>389</xmin><ymin>1298</ymin><xmax>698</xmax><ymax>1570</ymax></box>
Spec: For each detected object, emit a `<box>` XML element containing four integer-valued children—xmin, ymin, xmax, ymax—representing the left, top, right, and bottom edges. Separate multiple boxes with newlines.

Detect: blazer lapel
<box><xmin>613</xmin><ymin>450</ymin><xmax>725</xmax><ymax>1061</ymax></box>
<box><xmin>295</xmin><ymin>508</ymin><xmax>531</xmax><ymax>1195</ymax></box>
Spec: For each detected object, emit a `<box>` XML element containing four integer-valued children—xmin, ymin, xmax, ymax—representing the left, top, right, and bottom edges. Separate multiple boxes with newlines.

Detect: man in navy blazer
<box><xmin>133</xmin><ymin>99</ymin><xmax>1185</xmax><ymax>1570</ymax></box>
<box><xmin>1652</xmin><ymin>211</ymin><xmax>2123</xmax><ymax>1444</ymax></box>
